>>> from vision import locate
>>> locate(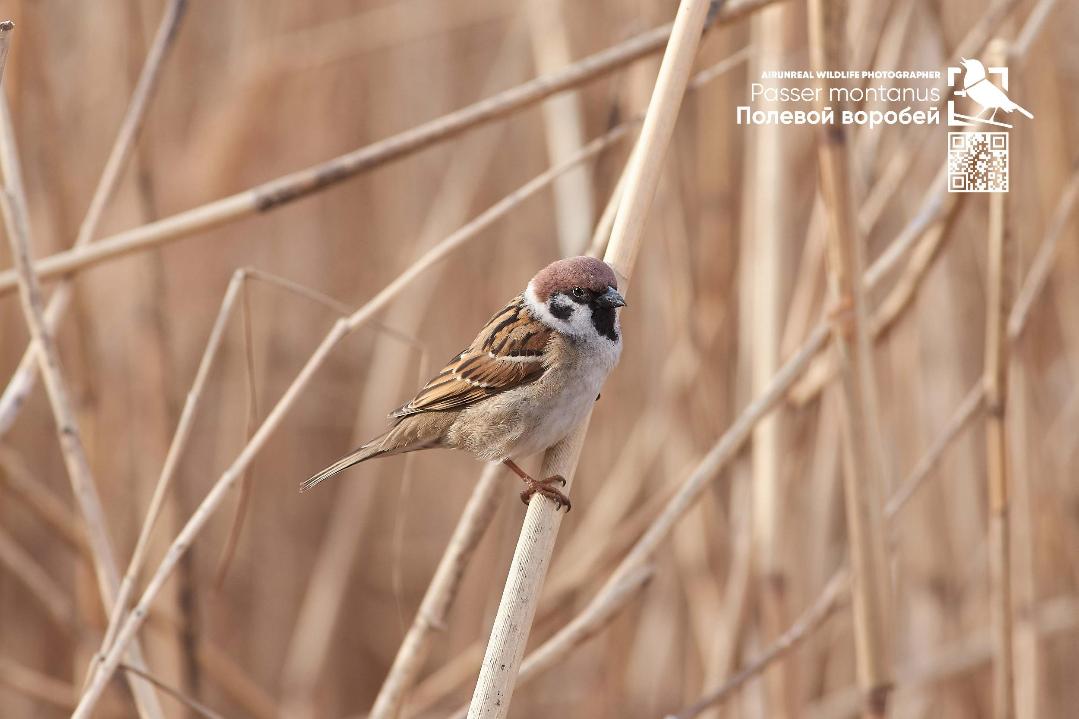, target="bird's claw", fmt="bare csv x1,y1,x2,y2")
520,475,571,512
